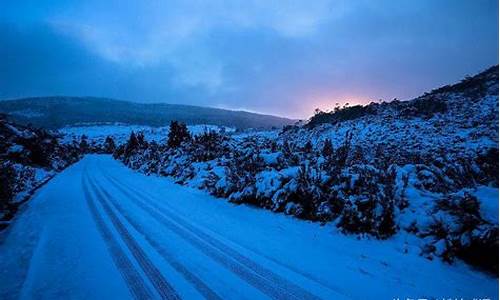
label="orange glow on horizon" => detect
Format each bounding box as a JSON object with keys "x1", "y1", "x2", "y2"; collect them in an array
[{"x1": 302, "y1": 94, "x2": 373, "y2": 118}]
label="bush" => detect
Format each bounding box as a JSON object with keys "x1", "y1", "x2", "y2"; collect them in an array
[
  {"x1": 190, "y1": 130, "x2": 229, "y2": 162},
  {"x1": 307, "y1": 105, "x2": 376, "y2": 127},
  {"x1": 400, "y1": 97, "x2": 447, "y2": 118},
  {"x1": 321, "y1": 139, "x2": 334, "y2": 157},
  {"x1": 167, "y1": 121, "x2": 191, "y2": 148},
  {"x1": 456, "y1": 227, "x2": 498, "y2": 274},
  {"x1": 287, "y1": 164, "x2": 324, "y2": 220},
  {"x1": 104, "y1": 136, "x2": 116, "y2": 153},
  {"x1": 422, "y1": 193, "x2": 498, "y2": 273},
  {"x1": 0, "y1": 162, "x2": 16, "y2": 210},
  {"x1": 475, "y1": 148, "x2": 499, "y2": 186},
  {"x1": 336, "y1": 164, "x2": 397, "y2": 238}
]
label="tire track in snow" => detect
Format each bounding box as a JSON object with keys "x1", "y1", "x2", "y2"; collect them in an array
[
  {"x1": 104, "y1": 176, "x2": 292, "y2": 300},
  {"x1": 90, "y1": 176, "x2": 223, "y2": 300},
  {"x1": 86, "y1": 174, "x2": 180, "y2": 300},
  {"x1": 101, "y1": 167, "x2": 350, "y2": 299},
  {"x1": 102, "y1": 171, "x2": 323, "y2": 300},
  {"x1": 81, "y1": 170, "x2": 153, "y2": 300}
]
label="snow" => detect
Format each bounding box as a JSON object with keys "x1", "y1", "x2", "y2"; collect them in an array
[
  {"x1": 255, "y1": 170, "x2": 283, "y2": 198},
  {"x1": 280, "y1": 166, "x2": 300, "y2": 178},
  {"x1": 233, "y1": 130, "x2": 279, "y2": 141},
  {"x1": 10, "y1": 109, "x2": 44, "y2": 118},
  {"x1": 8, "y1": 144, "x2": 24, "y2": 153},
  {"x1": 5, "y1": 123, "x2": 34, "y2": 139},
  {"x1": 0, "y1": 155, "x2": 497, "y2": 299},
  {"x1": 280, "y1": 81, "x2": 498, "y2": 159},
  {"x1": 261, "y1": 152, "x2": 280, "y2": 165},
  {"x1": 472, "y1": 186, "x2": 499, "y2": 224},
  {"x1": 59, "y1": 124, "x2": 235, "y2": 145}
]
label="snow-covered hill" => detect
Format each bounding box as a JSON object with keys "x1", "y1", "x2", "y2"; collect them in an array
[
  {"x1": 283, "y1": 65, "x2": 498, "y2": 161},
  {"x1": 114, "y1": 66, "x2": 499, "y2": 273},
  {"x1": 0, "y1": 116, "x2": 81, "y2": 228}
]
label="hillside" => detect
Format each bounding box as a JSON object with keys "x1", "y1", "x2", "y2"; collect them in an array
[
  {"x1": 113, "y1": 65, "x2": 498, "y2": 273},
  {"x1": 0, "y1": 116, "x2": 82, "y2": 227},
  {"x1": 284, "y1": 65, "x2": 498, "y2": 163},
  {"x1": 0, "y1": 97, "x2": 295, "y2": 130}
]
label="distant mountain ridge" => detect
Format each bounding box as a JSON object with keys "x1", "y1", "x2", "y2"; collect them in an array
[{"x1": 0, "y1": 97, "x2": 295, "y2": 130}]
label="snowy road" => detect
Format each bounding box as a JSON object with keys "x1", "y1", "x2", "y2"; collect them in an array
[{"x1": 1, "y1": 155, "x2": 497, "y2": 299}]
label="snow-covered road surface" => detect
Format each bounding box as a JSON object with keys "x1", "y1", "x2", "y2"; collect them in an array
[{"x1": 1, "y1": 155, "x2": 497, "y2": 299}]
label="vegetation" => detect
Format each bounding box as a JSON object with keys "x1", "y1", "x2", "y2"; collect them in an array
[
  {"x1": 111, "y1": 64, "x2": 499, "y2": 273},
  {"x1": 0, "y1": 96, "x2": 295, "y2": 130},
  {"x1": 0, "y1": 116, "x2": 82, "y2": 224},
  {"x1": 167, "y1": 121, "x2": 191, "y2": 148},
  {"x1": 307, "y1": 104, "x2": 377, "y2": 127}
]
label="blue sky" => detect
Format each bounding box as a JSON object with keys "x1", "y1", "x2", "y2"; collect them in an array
[{"x1": 1, "y1": 0, "x2": 498, "y2": 118}]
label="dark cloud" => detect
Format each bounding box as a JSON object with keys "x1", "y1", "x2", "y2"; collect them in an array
[
  {"x1": 0, "y1": 23, "x2": 208, "y2": 104},
  {"x1": 1, "y1": 1, "x2": 498, "y2": 118}
]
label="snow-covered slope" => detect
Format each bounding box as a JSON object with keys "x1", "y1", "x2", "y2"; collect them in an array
[
  {"x1": 0, "y1": 116, "x2": 81, "y2": 227},
  {"x1": 0, "y1": 155, "x2": 497, "y2": 299},
  {"x1": 114, "y1": 66, "x2": 499, "y2": 273},
  {"x1": 283, "y1": 65, "x2": 498, "y2": 160}
]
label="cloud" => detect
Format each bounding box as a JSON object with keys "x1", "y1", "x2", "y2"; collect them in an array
[
  {"x1": 0, "y1": 23, "x2": 201, "y2": 103},
  {"x1": 46, "y1": 0, "x2": 339, "y2": 93},
  {"x1": 1, "y1": 0, "x2": 498, "y2": 118}
]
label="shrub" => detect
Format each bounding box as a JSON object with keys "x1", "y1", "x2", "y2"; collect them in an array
[
  {"x1": 475, "y1": 147, "x2": 499, "y2": 186},
  {"x1": 79, "y1": 135, "x2": 89, "y2": 154},
  {"x1": 307, "y1": 105, "x2": 376, "y2": 127},
  {"x1": 0, "y1": 162, "x2": 16, "y2": 210},
  {"x1": 167, "y1": 121, "x2": 191, "y2": 148},
  {"x1": 422, "y1": 193, "x2": 499, "y2": 273},
  {"x1": 190, "y1": 130, "x2": 229, "y2": 162},
  {"x1": 337, "y1": 164, "x2": 397, "y2": 238},
  {"x1": 104, "y1": 136, "x2": 116, "y2": 153},
  {"x1": 400, "y1": 97, "x2": 447, "y2": 118},
  {"x1": 456, "y1": 227, "x2": 498, "y2": 274},
  {"x1": 287, "y1": 164, "x2": 324, "y2": 220},
  {"x1": 321, "y1": 138, "x2": 334, "y2": 157}
]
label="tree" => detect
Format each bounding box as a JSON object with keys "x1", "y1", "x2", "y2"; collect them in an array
[
  {"x1": 136, "y1": 132, "x2": 148, "y2": 148},
  {"x1": 124, "y1": 131, "x2": 139, "y2": 158},
  {"x1": 26, "y1": 130, "x2": 57, "y2": 167},
  {"x1": 0, "y1": 162, "x2": 16, "y2": 210},
  {"x1": 104, "y1": 136, "x2": 116, "y2": 153},
  {"x1": 167, "y1": 121, "x2": 190, "y2": 148},
  {"x1": 321, "y1": 138, "x2": 334, "y2": 157},
  {"x1": 303, "y1": 141, "x2": 313, "y2": 153},
  {"x1": 79, "y1": 135, "x2": 89, "y2": 153},
  {"x1": 282, "y1": 141, "x2": 299, "y2": 165},
  {"x1": 191, "y1": 130, "x2": 228, "y2": 162}
]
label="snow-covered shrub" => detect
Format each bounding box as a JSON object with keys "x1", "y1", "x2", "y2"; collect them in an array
[
  {"x1": 280, "y1": 141, "x2": 300, "y2": 165},
  {"x1": 321, "y1": 138, "x2": 334, "y2": 157},
  {"x1": 224, "y1": 138, "x2": 266, "y2": 205},
  {"x1": 475, "y1": 147, "x2": 499, "y2": 186},
  {"x1": 399, "y1": 97, "x2": 447, "y2": 118},
  {"x1": 167, "y1": 121, "x2": 191, "y2": 148},
  {"x1": 189, "y1": 130, "x2": 230, "y2": 162},
  {"x1": 420, "y1": 192, "x2": 498, "y2": 273},
  {"x1": 284, "y1": 163, "x2": 325, "y2": 219},
  {"x1": 0, "y1": 162, "x2": 16, "y2": 212},
  {"x1": 0, "y1": 117, "x2": 82, "y2": 225},
  {"x1": 103, "y1": 136, "x2": 116, "y2": 153},
  {"x1": 336, "y1": 164, "x2": 397, "y2": 238}
]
